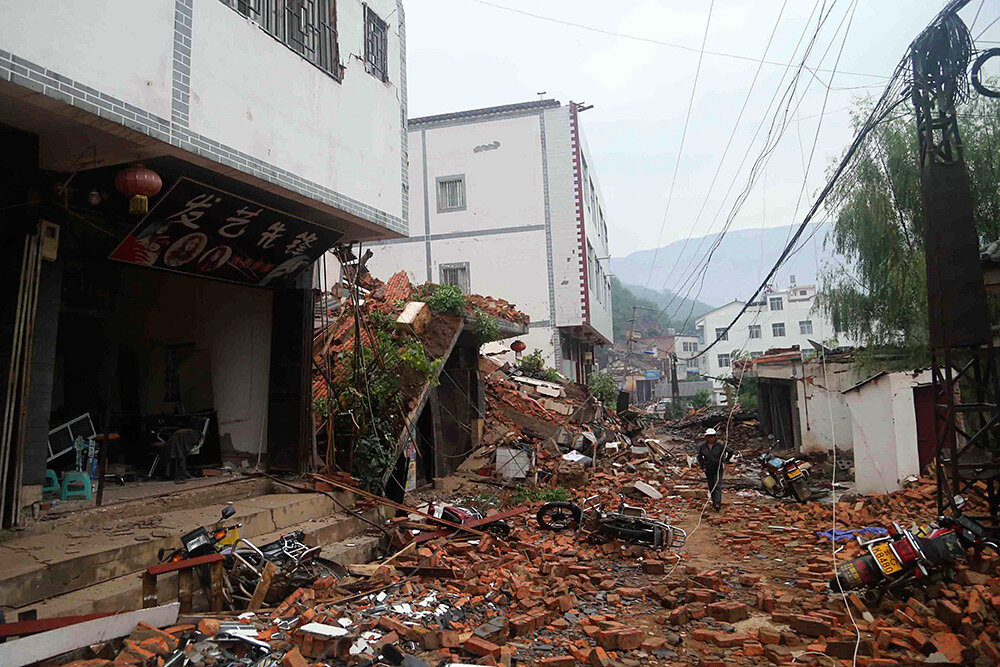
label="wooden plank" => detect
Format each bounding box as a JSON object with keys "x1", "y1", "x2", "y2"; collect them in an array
[
  {"x1": 312, "y1": 473, "x2": 492, "y2": 539},
  {"x1": 141, "y1": 572, "x2": 158, "y2": 609},
  {"x1": 396, "y1": 565, "x2": 459, "y2": 578},
  {"x1": 177, "y1": 569, "x2": 193, "y2": 614},
  {"x1": 247, "y1": 561, "x2": 277, "y2": 611},
  {"x1": 146, "y1": 552, "x2": 225, "y2": 576},
  {"x1": 413, "y1": 505, "x2": 530, "y2": 544},
  {"x1": 209, "y1": 561, "x2": 225, "y2": 613},
  {"x1": 0, "y1": 603, "x2": 179, "y2": 667},
  {"x1": 0, "y1": 613, "x2": 111, "y2": 639}
]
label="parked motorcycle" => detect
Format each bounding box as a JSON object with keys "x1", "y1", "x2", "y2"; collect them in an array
[
  {"x1": 536, "y1": 495, "x2": 687, "y2": 549},
  {"x1": 759, "y1": 453, "x2": 812, "y2": 502},
  {"x1": 829, "y1": 500, "x2": 999, "y2": 603}
]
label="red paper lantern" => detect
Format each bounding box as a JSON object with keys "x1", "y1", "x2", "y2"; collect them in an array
[
  {"x1": 115, "y1": 164, "x2": 162, "y2": 215},
  {"x1": 511, "y1": 340, "x2": 527, "y2": 352}
]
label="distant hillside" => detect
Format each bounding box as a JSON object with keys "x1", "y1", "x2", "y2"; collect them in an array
[
  {"x1": 611, "y1": 223, "x2": 834, "y2": 307},
  {"x1": 610, "y1": 278, "x2": 712, "y2": 341}
]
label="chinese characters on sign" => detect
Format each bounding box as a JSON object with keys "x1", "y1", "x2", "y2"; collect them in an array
[{"x1": 109, "y1": 178, "x2": 341, "y2": 287}]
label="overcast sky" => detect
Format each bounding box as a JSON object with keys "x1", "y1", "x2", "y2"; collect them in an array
[{"x1": 404, "y1": 0, "x2": 1000, "y2": 268}]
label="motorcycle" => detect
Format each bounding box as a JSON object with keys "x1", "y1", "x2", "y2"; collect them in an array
[
  {"x1": 829, "y1": 500, "x2": 999, "y2": 604},
  {"x1": 759, "y1": 453, "x2": 812, "y2": 502},
  {"x1": 158, "y1": 504, "x2": 339, "y2": 609},
  {"x1": 536, "y1": 495, "x2": 687, "y2": 549}
]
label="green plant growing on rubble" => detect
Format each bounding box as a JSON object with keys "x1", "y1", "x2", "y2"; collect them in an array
[
  {"x1": 587, "y1": 371, "x2": 617, "y2": 407},
  {"x1": 517, "y1": 349, "x2": 546, "y2": 374},
  {"x1": 512, "y1": 486, "x2": 572, "y2": 504},
  {"x1": 427, "y1": 284, "x2": 466, "y2": 315},
  {"x1": 473, "y1": 308, "x2": 502, "y2": 346}
]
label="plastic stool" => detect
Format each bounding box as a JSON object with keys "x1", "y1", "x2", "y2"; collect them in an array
[
  {"x1": 43, "y1": 469, "x2": 59, "y2": 496},
  {"x1": 60, "y1": 471, "x2": 92, "y2": 501}
]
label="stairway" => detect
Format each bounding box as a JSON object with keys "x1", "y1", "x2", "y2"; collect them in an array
[{"x1": 0, "y1": 478, "x2": 387, "y2": 617}]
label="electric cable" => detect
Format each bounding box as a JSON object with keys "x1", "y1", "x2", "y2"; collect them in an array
[
  {"x1": 462, "y1": 0, "x2": 891, "y2": 81},
  {"x1": 654, "y1": 0, "x2": 850, "y2": 323},
  {"x1": 639, "y1": 0, "x2": 717, "y2": 294}
]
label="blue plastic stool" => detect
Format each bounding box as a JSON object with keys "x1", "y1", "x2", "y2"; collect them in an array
[
  {"x1": 60, "y1": 471, "x2": 92, "y2": 501},
  {"x1": 43, "y1": 469, "x2": 59, "y2": 496}
]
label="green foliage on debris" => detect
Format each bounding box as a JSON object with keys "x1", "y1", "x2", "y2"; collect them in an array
[
  {"x1": 816, "y1": 91, "x2": 1000, "y2": 368},
  {"x1": 314, "y1": 396, "x2": 331, "y2": 422},
  {"x1": 690, "y1": 388, "x2": 712, "y2": 409},
  {"x1": 587, "y1": 371, "x2": 617, "y2": 407},
  {"x1": 473, "y1": 308, "x2": 502, "y2": 346},
  {"x1": 512, "y1": 486, "x2": 572, "y2": 504},
  {"x1": 517, "y1": 349, "x2": 546, "y2": 374},
  {"x1": 427, "y1": 284, "x2": 466, "y2": 315},
  {"x1": 515, "y1": 349, "x2": 563, "y2": 382},
  {"x1": 337, "y1": 312, "x2": 443, "y2": 495}
]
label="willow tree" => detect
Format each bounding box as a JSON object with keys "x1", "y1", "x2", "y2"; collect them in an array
[{"x1": 816, "y1": 89, "x2": 1000, "y2": 366}]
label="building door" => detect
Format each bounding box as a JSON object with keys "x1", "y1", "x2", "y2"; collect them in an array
[
  {"x1": 912, "y1": 385, "x2": 937, "y2": 473},
  {"x1": 759, "y1": 378, "x2": 798, "y2": 451}
]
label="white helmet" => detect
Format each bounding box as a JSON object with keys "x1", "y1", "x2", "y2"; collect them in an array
[{"x1": 705, "y1": 428, "x2": 717, "y2": 436}]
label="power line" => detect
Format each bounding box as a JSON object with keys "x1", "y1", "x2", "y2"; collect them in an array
[
  {"x1": 463, "y1": 0, "x2": 891, "y2": 81},
  {"x1": 639, "y1": 0, "x2": 716, "y2": 294},
  {"x1": 689, "y1": 60, "x2": 910, "y2": 361},
  {"x1": 638, "y1": 0, "x2": 794, "y2": 304},
  {"x1": 655, "y1": 0, "x2": 849, "y2": 324}
]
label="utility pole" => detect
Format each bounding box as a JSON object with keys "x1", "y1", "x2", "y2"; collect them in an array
[
  {"x1": 910, "y1": 1, "x2": 1000, "y2": 531},
  {"x1": 625, "y1": 305, "x2": 655, "y2": 404}
]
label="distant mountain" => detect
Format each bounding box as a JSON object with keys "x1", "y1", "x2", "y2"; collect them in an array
[
  {"x1": 610, "y1": 278, "x2": 713, "y2": 341},
  {"x1": 611, "y1": 223, "x2": 833, "y2": 308}
]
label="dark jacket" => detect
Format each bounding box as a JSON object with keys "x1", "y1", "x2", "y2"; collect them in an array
[{"x1": 697, "y1": 440, "x2": 731, "y2": 470}]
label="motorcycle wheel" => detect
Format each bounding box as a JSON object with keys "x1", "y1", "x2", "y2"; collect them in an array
[
  {"x1": 791, "y1": 479, "x2": 811, "y2": 503},
  {"x1": 486, "y1": 520, "x2": 512, "y2": 539},
  {"x1": 536, "y1": 502, "x2": 582, "y2": 531},
  {"x1": 600, "y1": 518, "x2": 656, "y2": 545}
]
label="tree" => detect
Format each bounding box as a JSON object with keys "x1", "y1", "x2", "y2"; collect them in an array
[{"x1": 816, "y1": 89, "x2": 1000, "y2": 367}]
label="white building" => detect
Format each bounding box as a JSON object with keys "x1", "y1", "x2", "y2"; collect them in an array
[
  {"x1": 365, "y1": 99, "x2": 614, "y2": 382},
  {"x1": 0, "y1": 0, "x2": 406, "y2": 525},
  {"x1": 695, "y1": 282, "x2": 852, "y2": 403}
]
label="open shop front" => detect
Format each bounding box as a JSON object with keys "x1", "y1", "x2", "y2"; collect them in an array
[{"x1": 1, "y1": 152, "x2": 340, "y2": 527}]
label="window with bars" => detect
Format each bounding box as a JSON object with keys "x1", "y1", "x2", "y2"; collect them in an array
[
  {"x1": 748, "y1": 324, "x2": 761, "y2": 339},
  {"x1": 440, "y1": 263, "x2": 470, "y2": 295},
  {"x1": 220, "y1": 0, "x2": 340, "y2": 79},
  {"x1": 772, "y1": 322, "x2": 786, "y2": 337},
  {"x1": 436, "y1": 175, "x2": 466, "y2": 212},
  {"x1": 364, "y1": 5, "x2": 388, "y2": 82},
  {"x1": 799, "y1": 320, "x2": 813, "y2": 335}
]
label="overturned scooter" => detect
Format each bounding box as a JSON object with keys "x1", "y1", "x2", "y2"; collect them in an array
[{"x1": 536, "y1": 495, "x2": 686, "y2": 549}]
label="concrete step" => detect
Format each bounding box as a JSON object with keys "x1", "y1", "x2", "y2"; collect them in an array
[
  {"x1": 9, "y1": 509, "x2": 387, "y2": 618},
  {"x1": 0, "y1": 491, "x2": 356, "y2": 609}
]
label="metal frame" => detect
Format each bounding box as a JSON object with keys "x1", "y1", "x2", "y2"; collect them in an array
[
  {"x1": 439, "y1": 261, "x2": 471, "y2": 295},
  {"x1": 220, "y1": 0, "x2": 340, "y2": 80},
  {"x1": 435, "y1": 174, "x2": 467, "y2": 213},
  {"x1": 46, "y1": 413, "x2": 97, "y2": 463},
  {"x1": 932, "y1": 347, "x2": 1000, "y2": 531}
]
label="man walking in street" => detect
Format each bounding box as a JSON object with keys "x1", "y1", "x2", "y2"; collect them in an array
[{"x1": 697, "y1": 427, "x2": 731, "y2": 511}]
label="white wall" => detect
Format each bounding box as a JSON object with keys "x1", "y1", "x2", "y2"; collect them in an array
[
  {"x1": 757, "y1": 359, "x2": 861, "y2": 453},
  {"x1": 120, "y1": 271, "x2": 272, "y2": 459},
  {"x1": 0, "y1": 0, "x2": 176, "y2": 119},
  {"x1": 0, "y1": 0, "x2": 405, "y2": 226},
  {"x1": 697, "y1": 285, "x2": 853, "y2": 401},
  {"x1": 190, "y1": 0, "x2": 403, "y2": 220},
  {"x1": 846, "y1": 371, "x2": 932, "y2": 494},
  {"x1": 544, "y1": 106, "x2": 584, "y2": 330}
]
